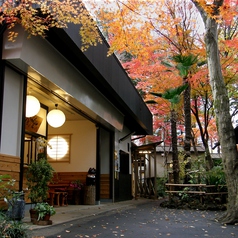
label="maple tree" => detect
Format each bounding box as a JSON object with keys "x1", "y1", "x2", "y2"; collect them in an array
[
  {"x1": 218, "y1": 13, "x2": 238, "y2": 123},
  {"x1": 191, "y1": 0, "x2": 238, "y2": 224},
  {"x1": 191, "y1": 81, "x2": 216, "y2": 162},
  {"x1": 93, "y1": 0, "x2": 216, "y2": 166},
  {"x1": 0, "y1": 0, "x2": 102, "y2": 51}
]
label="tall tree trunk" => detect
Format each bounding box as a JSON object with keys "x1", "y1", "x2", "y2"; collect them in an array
[
  {"x1": 183, "y1": 80, "x2": 191, "y2": 183},
  {"x1": 183, "y1": 80, "x2": 191, "y2": 158},
  {"x1": 204, "y1": 143, "x2": 213, "y2": 170},
  {"x1": 193, "y1": 0, "x2": 238, "y2": 224},
  {"x1": 183, "y1": 80, "x2": 192, "y2": 183},
  {"x1": 171, "y1": 109, "x2": 180, "y2": 184},
  {"x1": 192, "y1": 96, "x2": 214, "y2": 170}
]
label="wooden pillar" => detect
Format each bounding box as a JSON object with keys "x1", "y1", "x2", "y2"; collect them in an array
[
  {"x1": 96, "y1": 126, "x2": 101, "y2": 203},
  {"x1": 134, "y1": 152, "x2": 138, "y2": 200},
  {"x1": 154, "y1": 145, "x2": 157, "y2": 199},
  {"x1": 139, "y1": 154, "x2": 143, "y2": 197},
  {"x1": 148, "y1": 153, "x2": 151, "y2": 198}
]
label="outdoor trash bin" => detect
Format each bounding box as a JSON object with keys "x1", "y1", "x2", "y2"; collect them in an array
[
  {"x1": 86, "y1": 174, "x2": 96, "y2": 186},
  {"x1": 86, "y1": 167, "x2": 96, "y2": 186},
  {"x1": 84, "y1": 186, "x2": 95, "y2": 205}
]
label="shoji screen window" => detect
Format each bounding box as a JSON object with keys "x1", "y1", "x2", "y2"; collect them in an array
[{"x1": 47, "y1": 134, "x2": 71, "y2": 162}]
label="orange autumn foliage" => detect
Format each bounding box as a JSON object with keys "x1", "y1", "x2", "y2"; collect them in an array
[
  {"x1": 90, "y1": 0, "x2": 238, "y2": 146},
  {"x1": 0, "y1": 0, "x2": 102, "y2": 51}
]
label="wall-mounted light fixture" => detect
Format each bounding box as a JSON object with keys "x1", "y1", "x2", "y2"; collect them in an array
[
  {"x1": 26, "y1": 95, "x2": 41, "y2": 117},
  {"x1": 47, "y1": 104, "x2": 66, "y2": 128}
]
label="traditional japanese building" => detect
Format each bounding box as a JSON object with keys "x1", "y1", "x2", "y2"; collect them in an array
[{"x1": 0, "y1": 22, "x2": 152, "y2": 205}]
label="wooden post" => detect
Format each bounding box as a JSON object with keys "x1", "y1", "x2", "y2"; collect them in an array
[
  {"x1": 134, "y1": 152, "x2": 138, "y2": 200},
  {"x1": 154, "y1": 145, "x2": 157, "y2": 199}
]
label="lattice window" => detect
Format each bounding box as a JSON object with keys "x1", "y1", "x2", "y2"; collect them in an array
[{"x1": 47, "y1": 134, "x2": 71, "y2": 162}]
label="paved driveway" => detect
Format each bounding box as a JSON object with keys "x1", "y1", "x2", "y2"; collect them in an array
[{"x1": 30, "y1": 200, "x2": 238, "y2": 238}]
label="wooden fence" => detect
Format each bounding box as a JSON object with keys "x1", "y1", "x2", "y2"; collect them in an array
[{"x1": 0, "y1": 153, "x2": 21, "y2": 209}]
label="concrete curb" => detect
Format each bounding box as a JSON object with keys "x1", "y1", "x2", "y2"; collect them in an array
[{"x1": 23, "y1": 198, "x2": 150, "y2": 230}]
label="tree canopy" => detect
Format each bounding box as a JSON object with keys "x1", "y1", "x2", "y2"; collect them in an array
[
  {"x1": 89, "y1": 0, "x2": 238, "y2": 224},
  {"x1": 0, "y1": 0, "x2": 102, "y2": 50}
]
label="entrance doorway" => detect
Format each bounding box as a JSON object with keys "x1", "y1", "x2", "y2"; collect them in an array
[{"x1": 115, "y1": 150, "x2": 132, "y2": 201}]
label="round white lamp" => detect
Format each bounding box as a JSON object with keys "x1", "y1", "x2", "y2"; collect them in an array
[
  {"x1": 47, "y1": 104, "x2": 66, "y2": 128},
  {"x1": 26, "y1": 95, "x2": 41, "y2": 117}
]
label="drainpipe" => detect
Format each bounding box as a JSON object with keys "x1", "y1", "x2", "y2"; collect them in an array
[
  {"x1": 19, "y1": 75, "x2": 27, "y2": 191},
  {"x1": 96, "y1": 126, "x2": 101, "y2": 204},
  {"x1": 110, "y1": 131, "x2": 115, "y2": 203},
  {"x1": 154, "y1": 144, "x2": 157, "y2": 200},
  {"x1": 0, "y1": 23, "x2": 7, "y2": 148}
]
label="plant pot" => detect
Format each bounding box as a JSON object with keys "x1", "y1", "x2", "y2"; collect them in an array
[
  {"x1": 43, "y1": 213, "x2": 51, "y2": 221},
  {"x1": 33, "y1": 217, "x2": 52, "y2": 226},
  {"x1": 73, "y1": 190, "x2": 81, "y2": 205},
  {"x1": 31, "y1": 211, "x2": 52, "y2": 225},
  {"x1": 29, "y1": 208, "x2": 38, "y2": 222}
]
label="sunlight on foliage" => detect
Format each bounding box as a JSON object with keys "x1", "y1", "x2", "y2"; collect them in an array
[{"x1": 0, "y1": 0, "x2": 102, "y2": 50}]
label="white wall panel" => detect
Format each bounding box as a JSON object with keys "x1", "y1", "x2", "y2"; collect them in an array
[
  {"x1": 48, "y1": 120, "x2": 96, "y2": 172},
  {"x1": 1, "y1": 67, "x2": 24, "y2": 156}
]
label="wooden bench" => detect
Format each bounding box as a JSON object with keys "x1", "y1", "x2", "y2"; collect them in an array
[
  {"x1": 48, "y1": 172, "x2": 87, "y2": 205},
  {"x1": 48, "y1": 183, "x2": 70, "y2": 206},
  {"x1": 48, "y1": 172, "x2": 111, "y2": 203}
]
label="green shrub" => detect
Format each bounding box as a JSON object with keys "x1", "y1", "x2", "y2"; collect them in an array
[
  {"x1": 26, "y1": 158, "x2": 54, "y2": 204},
  {"x1": 0, "y1": 211, "x2": 29, "y2": 238},
  {"x1": 187, "y1": 156, "x2": 206, "y2": 184},
  {"x1": 205, "y1": 166, "x2": 226, "y2": 186},
  {"x1": 186, "y1": 155, "x2": 226, "y2": 187},
  {"x1": 157, "y1": 177, "x2": 167, "y2": 197},
  {"x1": 178, "y1": 151, "x2": 188, "y2": 182}
]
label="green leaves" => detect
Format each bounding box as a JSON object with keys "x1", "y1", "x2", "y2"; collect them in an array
[
  {"x1": 34, "y1": 202, "x2": 56, "y2": 221},
  {"x1": 172, "y1": 54, "x2": 198, "y2": 77},
  {"x1": 147, "y1": 84, "x2": 188, "y2": 105},
  {"x1": 26, "y1": 159, "x2": 54, "y2": 203},
  {"x1": 161, "y1": 54, "x2": 198, "y2": 78},
  {"x1": 163, "y1": 84, "x2": 188, "y2": 100}
]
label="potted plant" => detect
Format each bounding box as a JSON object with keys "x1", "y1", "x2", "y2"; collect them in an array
[
  {"x1": 34, "y1": 202, "x2": 56, "y2": 221},
  {"x1": 70, "y1": 179, "x2": 83, "y2": 205},
  {"x1": 26, "y1": 157, "x2": 54, "y2": 222}
]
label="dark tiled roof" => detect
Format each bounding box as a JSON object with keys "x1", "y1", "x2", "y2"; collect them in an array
[{"x1": 156, "y1": 145, "x2": 205, "y2": 153}]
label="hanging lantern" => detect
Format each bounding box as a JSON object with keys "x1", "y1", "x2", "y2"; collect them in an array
[
  {"x1": 26, "y1": 95, "x2": 40, "y2": 117},
  {"x1": 47, "y1": 104, "x2": 66, "y2": 128}
]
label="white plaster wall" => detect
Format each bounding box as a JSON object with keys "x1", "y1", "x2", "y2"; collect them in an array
[
  {"x1": 48, "y1": 120, "x2": 96, "y2": 172},
  {"x1": 115, "y1": 127, "x2": 132, "y2": 174},
  {"x1": 0, "y1": 67, "x2": 24, "y2": 156},
  {"x1": 144, "y1": 155, "x2": 167, "y2": 178},
  {"x1": 100, "y1": 128, "x2": 110, "y2": 174}
]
